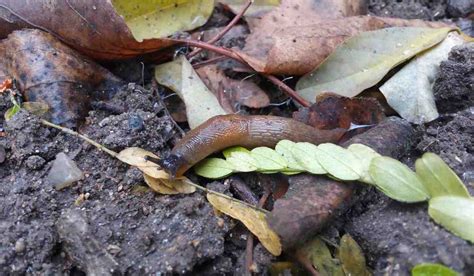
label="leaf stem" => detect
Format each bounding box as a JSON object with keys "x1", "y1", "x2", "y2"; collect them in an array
[
  {"x1": 264, "y1": 74, "x2": 310, "y2": 107},
  {"x1": 187, "y1": 0, "x2": 253, "y2": 59}
]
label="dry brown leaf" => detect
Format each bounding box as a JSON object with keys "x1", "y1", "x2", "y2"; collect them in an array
[
  {"x1": 292, "y1": 93, "x2": 386, "y2": 130},
  {"x1": 0, "y1": 0, "x2": 173, "y2": 60},
  {"x1": 144, "y1": 174, "x2": 196, "y2": 194},
  {"x1": 196, "y1": 65, "x2": 270, "y2": 112},
  {"x1": 117, "y1": 147, "x2": 170, "y2": 179},
  {"x1": 206, "y1": 193, "x2": 282, "y2": 256},
  {"x1": 0, "y1": 29, "x2": 122, "y2": 127},
  {"x1": 238, "y1": 0, "x2": 452, "y2": 75}
]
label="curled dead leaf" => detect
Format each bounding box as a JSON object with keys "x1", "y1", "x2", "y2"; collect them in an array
[
  {"x1": 117, "y1": 147, "x2": 169, "y2": 179},
  {"x1": 144, "y1": 174, "x2": 196, "y2": 194},
  {"x1": 206, "y1": 193, "x2": 282, "y2": 256}
]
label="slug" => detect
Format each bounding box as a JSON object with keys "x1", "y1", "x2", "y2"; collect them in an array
[{"x1": 161, "y1": 114, "x2": 346, "y2": 177}]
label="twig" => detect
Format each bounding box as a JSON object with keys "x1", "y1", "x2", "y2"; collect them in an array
[
  {"x1": 192, "y1": 55, "x2": 229, "y2": 69},
  {"x1": 40, "y1": 119, "x2": 118, "y2": 157},
  {"x1": 171, "y1": 39, "x2": 306, "y2": 107},
  {"x1": 187, "y1": 0, "x2": 253, "y2": 59},
  {"x1": 264, "y1": 74, "x2": 310, "y2": 107},
  {"x1": 151, "y1": 79, "x2": 185, "y2": 138},
  {"x1": 245, "y1": 189, "x2": 271, "y2": 275},
  {"x1": 40, "y1": 119, "x2": 267, "y2": 213}
]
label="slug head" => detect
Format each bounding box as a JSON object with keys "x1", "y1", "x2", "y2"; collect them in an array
[{"x1": 158, "y1": 154, "x2": 187, "y2": 178}]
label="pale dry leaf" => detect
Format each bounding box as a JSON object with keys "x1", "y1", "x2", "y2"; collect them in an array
[
  {"x1": 117, "y1": 147, "x2": 169, "y2": 179},
  {"x1": 380, "y1": 32, "x2": 465, "y2": 124},
  {"x1": 144, "y1": 174, "x2": 196, "y2": 194},
  {"x1": 207, "y1": 193, "x2": 282, "y2": 255},
  {"x1": 155, "y1": 56, "x2": 228, "y2": 129}
]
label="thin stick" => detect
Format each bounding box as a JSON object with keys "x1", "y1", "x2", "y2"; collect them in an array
[
  {"x1": 40, "y1": 119, "x2": 118, "y2": 157},
  {"x1": 264, "y1": 74, "x2": 310, "y2": 107},
  {"x1": 187, "y1": 0, "x2": 253, "y2": 59},
  {"x1": 192, "y1": 55, "x2": 228, "y2": 69},
  {"x1": 245, "y1": 190, "x2": 271, "y2": 275},
  {"x1": 169, "y1": 39, "x2": 246, "y2": 64}
]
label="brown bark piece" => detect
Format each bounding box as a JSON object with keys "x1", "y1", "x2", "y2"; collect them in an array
[
  {"x1": 1, "y1": 29, "x2": 122, "y2": 127},
  {"x1": 267, "y1": 117, "x2": 415, "y2": 249},
  {"x1": 0, "y1": 0, "x2": 173, "y2": 60}
]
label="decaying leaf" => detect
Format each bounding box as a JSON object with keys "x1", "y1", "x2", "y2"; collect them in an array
[
  {"x1": 155, "y1": 56, "x2": 227, "y2": 129},
  {"x1": 206, "y1": 193, "x2": 282, "y2": 255},
  {"x1": 22, "y1": 101, "x2": 50, "y2": 117},
  {"x1": 415, "y1": 153, "x2": 470, "y2": 198},
  {"x1": 117, "y1": 147, "x2": 169, "y2": 179},
  {"x1": 194, "y1": 158, "x2": 234, "y2": 179},
  {"x1": 338, "y1": 234, "x2": 371, "y2": 276},
  {"x1": 411, "y1": 263, "x2": 459, "y2": 276},
  {"x1": 196, "y1": 65, "x2": 270, "y2": 112},
  {"x1": 428, "y1": 196, "x2": 474, "y2": 243},
  {"x1": 144, "y1": 174, "x2": 196, "y2": 195},
  {"x1": 315, "y1": 143, "x2": 363, "y2": 181},
  {"x1": 298, "y1": 237, "x2": 344, "y2": 276},
  {"x1": 237, "y1": 0, "x2": 449, "y2": 75},
  {"x1": 369, "y1": 156, "x2": 430, "y2": 203},
  {"x1": 112, "y1": 0, "x2": 214, "y2": 42},
  {"x1": 0, "y1": 29, "x2": 122, "y2": 127},
  {"x1": 380, "y1": 32, "x2": 465, "y2": 124},
  {"x1": 0, "y1": 0, "x2": 215, "y2": 60},
  {"x1": 296, "y1": 27, "x2": 453, "y2": 102},
  {"x1": 292, "y1": 93, "x2": 386, "y2": 130}
]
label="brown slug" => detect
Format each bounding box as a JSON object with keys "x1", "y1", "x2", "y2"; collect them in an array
[{"x1": 161, "y1": 114, "x2": 346, "y2": 177}]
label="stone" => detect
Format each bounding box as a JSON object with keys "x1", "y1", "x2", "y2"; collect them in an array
[
  {"x1": 25, "y1": 155, "x2": 46, "y2": 170},
  {"x1": 47, "y1": 152, "x2": 83, "y2": 190}
]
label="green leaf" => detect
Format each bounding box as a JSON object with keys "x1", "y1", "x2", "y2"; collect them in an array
[
  {"x1": 428, "y1": 196, "x2": 474, "y2": 243},
  {"x1": 4, "y1": 104, "x2": 21, "y2": 121},
  {"x1": 112, "y1": 0, "x2": 214, "y2": 42},
  {"x1": 223, "y1": 146, "x2": 251, "y2": 159},
  {"x1": 292, "y1": 142, "x2": 326, "y2": 174},
  {"x1": 315, "y1": 143, "x2": 363, "y2": 181},
  {"x1": 416, "y1": 153, "x2": 470, "y2": 198},
  {"x1": 369, "y1": 157, "x2": 430, "y2": 202},
  {"x1": 275, "y1": 140, "x2": 305, "y2": 171},
  {"x1": 411, "y1": 263, "x2": 459, "y2": 276},
  {"x1": 194, "y1": 158, "x2": 234, "y2": 179},
  {"x1": 338, "y1": 234, "x2": 371, "y2": 276},
  {"x1": 348, "y1": 143, "x2": 381, "y2": 184},
  {"x1": 296, "y1": 27, "x2": 452, "y2": 103},
  {"x1": 227, "y1": 151, "x2": 259, "y2": 172},
  {"x1": 155, "y1": 56, "x2": 227, "y2": 129},
  {"x1": 299, "y1": 237, "x2": 345, "y2": 276},
  {"x1": 251, "y1": 147, "x2": 288, "y2": 172},
  {"x1": 380, "y1": 32, "x2": 465, "y2": 124}
]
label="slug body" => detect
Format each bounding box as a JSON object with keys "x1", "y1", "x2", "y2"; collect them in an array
[{"x1": 162, "y1": 114, "x2": 345, "y2": 177}]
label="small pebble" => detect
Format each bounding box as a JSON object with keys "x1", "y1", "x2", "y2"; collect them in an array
[
  {"x1": 128, "y1": 114, "x2": 144, "y2": 131},
  {"x1": 25, "y1": 155, "x2": 46, "y2": 170},
  {"x1": 15, "y1": 238, "x2": 26, "y2": 253},
  {"x1": 47, "y1": 152, "x2": 84, "y2": 190}
]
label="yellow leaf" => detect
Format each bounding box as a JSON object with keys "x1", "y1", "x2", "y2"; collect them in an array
[
  {"x1": 206, "y1": 193, "x2": 282, "y2": 256},
  {"x1": 112, "y1": 0, "x2": 214, "y2": 41},
  {"x1": 144, "y1": 174, "x2": 196, "y2": 194},
  {"x1": 117, "y1": 147, "x2": 169, "y2": 179}
]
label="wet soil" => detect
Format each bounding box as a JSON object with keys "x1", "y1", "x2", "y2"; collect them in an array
[{"x1": 0, "y1": 1, "x2": 472, "y2": 275}]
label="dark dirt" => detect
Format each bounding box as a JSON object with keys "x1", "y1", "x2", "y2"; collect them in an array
[{"x1": 0, "y1": 1, "x2": 472, "y2": 276}]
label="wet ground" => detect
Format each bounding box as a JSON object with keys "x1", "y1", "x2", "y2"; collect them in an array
[{"x1": 0, "y1": 1, "x2": 473, "y2": 275}]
